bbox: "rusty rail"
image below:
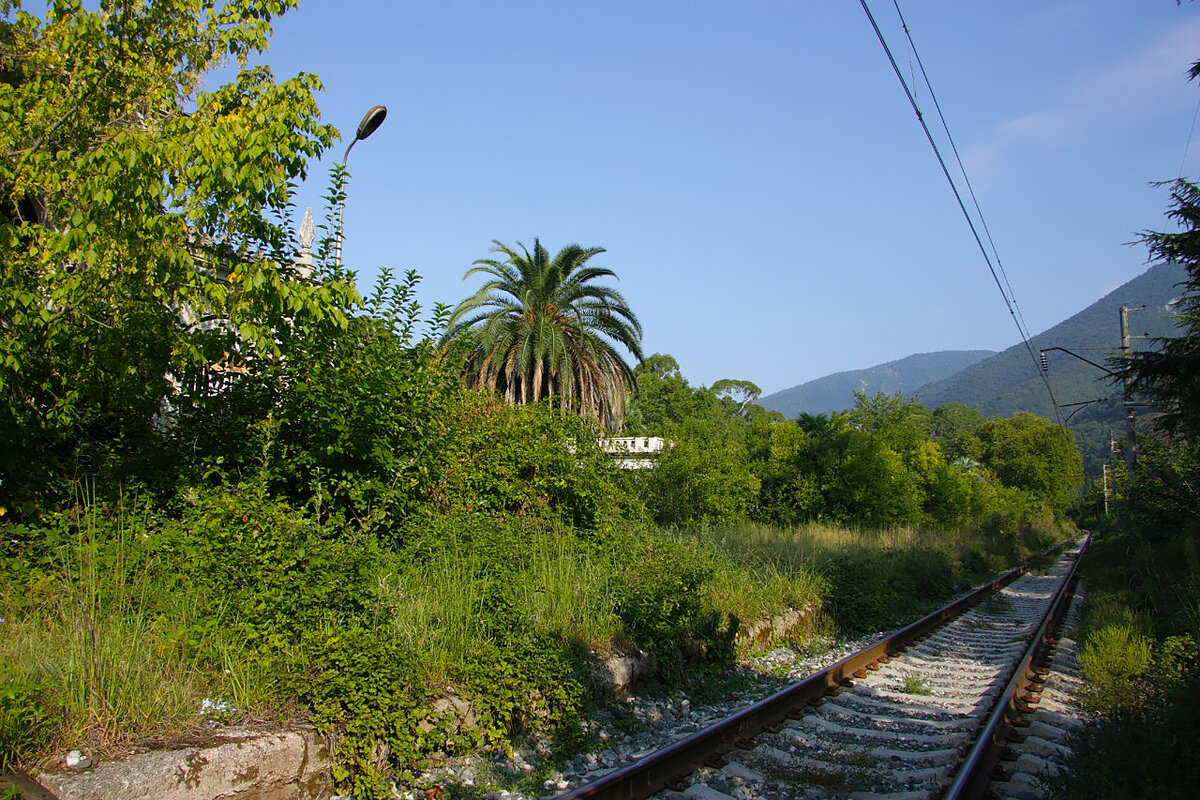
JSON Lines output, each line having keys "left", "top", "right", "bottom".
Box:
{"left": 555, "top": 541, "right": 1074, "bottom": 800}
{"left": 942, "top": 534, "right": 1090, "bottom": 800}
{"left": 0, "top": 768, "right": 62, "bottom": 800}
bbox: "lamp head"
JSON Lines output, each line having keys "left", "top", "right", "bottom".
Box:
{"left": 356, "top": 105, "right": 387, "bottom": 141}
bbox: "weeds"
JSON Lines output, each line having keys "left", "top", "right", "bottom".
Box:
{"left": 1054, "top": 529, "right": 1200, "bottom": 800}
{"left": 899, "top": 675, "right": 932, "bottom": 695}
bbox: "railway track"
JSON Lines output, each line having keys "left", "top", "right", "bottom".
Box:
{"left": 555, "top": 537, "right": 1089, "bottom": 800}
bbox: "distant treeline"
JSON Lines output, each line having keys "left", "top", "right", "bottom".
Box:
{"left": 623, "top": 354, "right": 1083, "bottom": 531}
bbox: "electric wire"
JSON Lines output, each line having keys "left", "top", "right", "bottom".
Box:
{"left": 890, "top": 0, "right": 1038, "bottom": 354}
{"left": 857, "top": 0, "right": 1066, "bottom": 426}
{"left": 1178, "top": 90, "right": 1200, "bottom": 179}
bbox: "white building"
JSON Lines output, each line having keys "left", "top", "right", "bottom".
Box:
{"left": 599, "top": 436, "right": 665, "bottom": 470}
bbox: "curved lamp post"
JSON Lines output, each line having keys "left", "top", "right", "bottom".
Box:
{"left": 333, "top": 104, "right": 387, "bottom": 267}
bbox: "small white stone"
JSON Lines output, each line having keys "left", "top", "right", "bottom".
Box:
{"left": 64, "top": 750, "right": 92, "bottom": 769}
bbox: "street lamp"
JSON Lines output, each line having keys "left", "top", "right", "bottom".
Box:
{"left": 333, "top": 104, "right": 387, "bottom": 267}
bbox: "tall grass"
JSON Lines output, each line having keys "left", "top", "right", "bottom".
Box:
{"left": 0, "top": 506, "right": 272, "bottom": 755}
{"left": 381, "top": 529, "right": 623, "bottom": 680}
{"left": 674, "top": 519, "right": 1062, "bottom": 636}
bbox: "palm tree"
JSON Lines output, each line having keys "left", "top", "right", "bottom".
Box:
{"left": 444, "top": 239, "right": 643, "bottom": 428}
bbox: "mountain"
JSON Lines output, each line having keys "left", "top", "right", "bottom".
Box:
{"left": 760, "top": 350, "right": 997, "bottom": 418}
{"left": 914, "top": 261, "right": 1187, "bottom": 471}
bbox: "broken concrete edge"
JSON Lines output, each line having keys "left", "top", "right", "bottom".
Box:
{"left": 593, "top": 648, "right": 656, "bottom": 695}
{"left": 734, "top": 605, "right": 816, "bottom": 653}
{"left": 591, "top": 605, "right": 815, "bottom": 695}
{"left": 35, "top": 728, "right": 332, "bottom": 800}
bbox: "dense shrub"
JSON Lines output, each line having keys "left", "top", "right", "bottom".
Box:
{"left": 611, "top": 532, "right": 735, "bottom": 677}
{"left": 1056, "top": 516, "right": 1200, "bottom": 799}
{"left": 821, "top": 546, "right": 964, "bottom": 633}
{"left": 647, "top": 415, "right": 760, "bottom": 525}
{"left": 170, "top": 270, "right": 459, "bottom": 531}
{"left": 154, "top": 487, "right": 380, "bottom": 650}
{"left": 427, "top": 395, "right": 640, "bottom": 533}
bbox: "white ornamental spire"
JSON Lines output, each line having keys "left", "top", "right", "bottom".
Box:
{"left": 295, "top": 206, "right": 315, "bottom": 279}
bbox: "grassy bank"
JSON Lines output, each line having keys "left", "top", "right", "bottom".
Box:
{"left": 685, "top": 519, "right": 1061, "bottom": 638}
{"left": 1053, "top": 529, "right": 1200, "bottom": 799}
{"left": 1, "top": 494, "right": 1070, "bottom": 795}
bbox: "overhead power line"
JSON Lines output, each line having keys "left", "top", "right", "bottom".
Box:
{"left": 889, "top": 0, "right": 1037, "bottom": 353}
{"left": 857, "top": 0, "right": 1065, "bottom": 426}
{"left": 1179, "top": 90, "right": 1200, "bottom": 179}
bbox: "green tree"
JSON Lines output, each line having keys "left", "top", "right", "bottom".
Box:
{"left": 930, "top": 402, "right": 987, "bottom": 461}
{"left": 847, "top": 391, "right": 931, "bottom": 458}
{"left": 978, "top": 413, "right": 1083, "bottom": 511}
{"left": 638, "top": 353, "right": 682, "bottom": 378}
{"left": 445, "top": 239, "right": 643, "bottom": 429}
{"left": 749, "top": 419, "right": 822, "bottom": 524}
{"left": 1119, "top": 178, "right": 1200, "bottom": 438}
{"left": 623, "top": 354, "right": 718, "bottom": 434}
{"left": 174, "top": 269, "right": 457, "bottom": 529}
{"left": 711, "top": 378, "right": 762, "bottom": 416}
{"left": 647, "top": 412, "right": 760, "bottom": 525}
{"left": 1118, "top": 432, "right": 1200, "bottom": 540}
{"left": 0, "top": 0, "right": 355, "bottom": 500}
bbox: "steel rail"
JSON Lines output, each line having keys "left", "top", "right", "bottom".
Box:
{"left": 0, "top": 768, "right": 62, "bottom": 800}
{"left": 554, "top": 541, "right": 1071, "bottom": 800}
{"left": 942, "top": 534, "right": 1090, "bottom": 800}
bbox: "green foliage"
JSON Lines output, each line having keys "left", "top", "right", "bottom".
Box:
{"left": 1056, "top": 475, "right": 1200, "bottom": 800}
{"left": 847, "top": 391, "right": 931, "bottom": 456}
{"left": 622, "top": 355, "right": 722, "bottom": 435}
{"left": 1118, "top": 431, "right": 1200, "bottom": 539}
{"left": 426, "top": 396, "right": 641, "bottom": 533}
{"left": 1057, "top": 670, "right": 1200, "bottom": 800}
{"left": 0, "top": 0, "right": 356, "bottom": 503}
{"left": 1077, "top": 623, "right": 1152, "bottom": 712}
{"left": 930, "top": 402, "right": 986, "bottom": 461}
{"left": 977, "top": 412, "right": 1083, "bottom": 512}
{"left": 899, "top": 675, "right": 932, "bottom": 695}
{"left": 630, "top": 365, "right": 1081, "bottom": 533}
{"left": 0, "top": 678, "right": 51, "bottom": 770}
{"left": 824, "top": 430, "right": 923, "bottom": 526}
{"left": 174, "top": 268, "right": 457, "bottom": 529}
{"left": 1120, "top": 179, "right": 1200, "bottom": 439}
{"left": 153, "top": 486, "right": 379, "bottom": 651}
{"left": 611, "top": 534, "right": 734, "bottom": 678}
{"left": 453, "top": 633, "right": 586, "bottom": 750}
{"left": 444, "top": 239, "right": 643, "bottom": 429}
{"left": 647, "top": 413, "right": 760, "bottom": 525}
{"left": 0, "top": 499, "right": 286, "bottom": 752}
{"left": 307, "top": 629, "right": 428, "bottom": 798}
{"left": 821, "top": 544, "right": 963, "bottom": 632}
{"left": 710, "top": 378, "right": 762, "bottom": 416}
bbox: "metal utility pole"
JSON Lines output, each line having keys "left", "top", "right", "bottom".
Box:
{"left": 1119, "top": 305, "right": 1145, "bottom": 477}
{"left": 1102, "top": 464, "right": 1110, "bottom": 516}
{"left": 333, "top": 105, "right": 388, "bottom": 268}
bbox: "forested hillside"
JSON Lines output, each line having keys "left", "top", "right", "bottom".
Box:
{"left": 914, "top": 262, "right": 1186, "bottom": 471}
{"left": 760, "top": 350, "right": 995, "bottom": 417}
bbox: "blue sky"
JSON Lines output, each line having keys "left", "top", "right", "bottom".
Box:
{"left": 244, "top": 0, "right": 1199, "bottom": 394}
